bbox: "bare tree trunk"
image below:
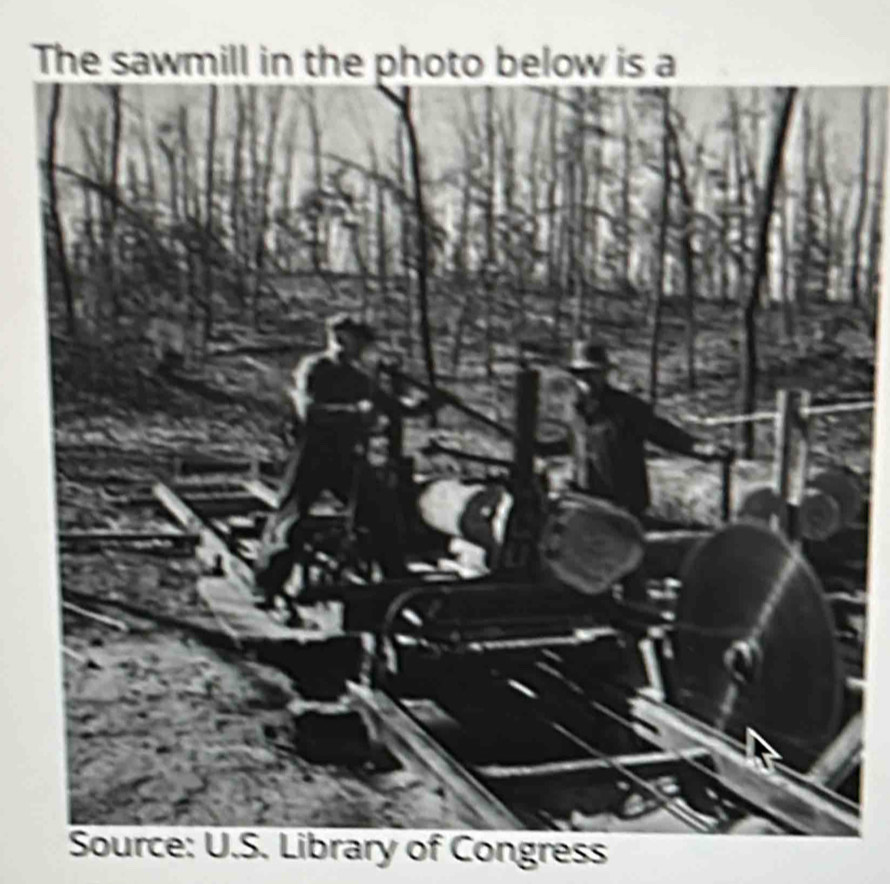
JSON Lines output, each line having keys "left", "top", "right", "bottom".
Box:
{"left": 648, "top": 89, "right": 671, "bottom": 404}
{"left": 587, "top": 89, "right": 603, "bottom": 328}
{"left": 449, "top": 124, "right": 474, "bottom": 376}
{"left": 230, "top": 86, "right": 246, "bottom": 305}
{"left": 359, "top": 175, "right": 373, "bottom": 319}
{"left": 729, "top": 90, "right": 748, "bottom": 302}
{"left": 370, "top": 143, "right": 389, "bottom": 332}
{"left": 523, "top": 91, "right": 545, "bottom": 329}
{"left": 778, "top": 171, "right": 795, "bottom": 340}
{"left": 278, "top": 97, "right": 299, "bottom": 272}
{"left": 570, "top": 88, "right": 587, "bottom": 334}
{"left": 379, "top": 85, "right": 438, "bottom": 392}
{"left": 79, "top": 181, "right": 96, "bottom": 272}
{"left": 245, "top": 86, "right": 260, "bottom": 316}
{"left": 865, "top": 99, "right": 886, "bottom": 328}
{"left": 718, "top": 134, "right": 730, "bottom": 303}
{"left": 850, "top": 87, "right": 871, "bottom": 308}
{"left": 252, "top": 87, "right": 283, "bottom": 325}
{"left": 105, "top": 86, "right": 122, "bottom": 327}
{"left": 552, "top": 156, "right": 571, "bottom": 346}
{"left": 795, "top": 96, "right": 814, "bottom": 313}
{"left": 178, "top": 104, "right": 198, "bottom": 360}
{"left": 835, "top": 180, "right": 854, "bottom": 304}
{"left": 202, "top": 84, "right": 218, "bottom": 348}
{"left": 739, "top": 88, "right": 797, "bottom": 458}
{"left": 138, "top": 97, "right": 156, "bottom": 207}
{"left": 305, "top": 87, "right": 326, "bottom": 273}
{"left": 46, "top": 84, "right": 76, "bottom": 337}
{"left": 816, "top": 114, "right": 835, "bottom": 301}
{"left": 178, "top": 105, "right": 195, "bottom": 222}
{"left": 546, "top": 88, "right": 560, "bottom": 307}
{"left": 484, "top": 86, "right": 497, "bottom": 380}
{"left": 394, "top": 115, "right": 414, "bottom": 358}
{"left": 157, "top": 138, "right": 178, "bottom": 220}
{"left": 666, "top": 108, "right": 698, "bottom": 391}
{"left": 620, "top": 94, "right": 633, "bottom": 292}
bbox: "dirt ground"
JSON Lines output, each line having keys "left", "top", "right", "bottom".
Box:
{"left": 61, "top": 550, "right": 470, "bottom": 827}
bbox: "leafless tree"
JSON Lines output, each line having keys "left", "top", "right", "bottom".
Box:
{"left": 850, "top": 87, "right": 871, "bottom": 308}
{"left": 45, "top": 84, "right": 76, "bottom": 337}
{"left": 648, "top": 89, "right": 672, "bottom": 403}
{"left": 739, "top": 88, "right": 797, "bottom": 458}
{"left": 378, "top": 85, "right": 438, "bottom": 391}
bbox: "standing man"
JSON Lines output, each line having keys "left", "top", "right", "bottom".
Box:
{"left": 539, "top": 340, "right": 728, "bottom": 519}
{"left": 254, "top": 314, "right": 430, "bottom": 608}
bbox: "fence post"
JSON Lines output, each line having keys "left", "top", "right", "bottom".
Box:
{"left": 771, "top": 388, "right": 811, "bottom": 539}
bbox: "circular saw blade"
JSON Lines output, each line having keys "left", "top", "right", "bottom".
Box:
{"left": 671, "top": 522, "right": 842, "bottom": 771}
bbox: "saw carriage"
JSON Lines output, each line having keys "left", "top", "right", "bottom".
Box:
{"left": 152, "top": 361, "right": 866, "bottom": 835}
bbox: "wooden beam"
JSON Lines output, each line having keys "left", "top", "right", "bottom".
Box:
{"left": 686, "top": 399, "right": 873, "bottom": 428}
{"left": 772, "top": 388, "right": 810, "bottom": 538}
{"left": 127, "top": 490, "right": 271, "bottom": 517}
{"left": 241, "top": 478, "right": 280, "bottom": 509}
{"left": 151, "top": 483, "right": 311, "bottom": 644}
{"left": 476, "top": 748, "right": 711, "bottom": 783}
{"left": 808, "top": 713, "right": 863, "bottom": 790}
{"left": 630, "top": 693, "right": 860, "bottom": 836}
{"left": 153, "top": 482, "right": 255, "bottom": 584}
{"left": 58, "top": 530, "right": 199, "bottom": 553}
{"left": 62, "top": 601, "right": 128, "bottom": 632}
{"left": 348, "top": 683, "right": 524, "bottom": 830}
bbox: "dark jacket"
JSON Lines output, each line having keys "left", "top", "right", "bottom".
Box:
{"left": 539, "top": 386, "right": 697, "bottom": 516}
{"left": 291, "top": 351, "right": 375, "bottom": 444}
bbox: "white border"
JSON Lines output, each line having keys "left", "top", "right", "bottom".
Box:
{"left": 2, "top": 1, "right": 890, "bottom": 881}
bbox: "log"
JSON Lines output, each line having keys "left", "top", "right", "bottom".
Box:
{"left": 798, "top": 489, "right": 842, "bottom": 541}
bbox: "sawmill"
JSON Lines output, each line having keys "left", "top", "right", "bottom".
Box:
{"left": 133, "top": 360, "right": 867, "bottom": 836}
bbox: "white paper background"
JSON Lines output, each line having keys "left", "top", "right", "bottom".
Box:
{"left": 2, "top": 0, "right": 889, "bottom": 880}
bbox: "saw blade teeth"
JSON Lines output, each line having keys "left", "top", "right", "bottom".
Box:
{"left": 672, "top": 522, "right": 843, "bottom": 771}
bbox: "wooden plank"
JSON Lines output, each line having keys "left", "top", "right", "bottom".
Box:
{"left": 126, "top": 490, "right": 270, "bottom": 516}
{"left": 62, "top": 601, "right": 128, "bottom": 632}
{"left": 242, "top": 478, "right": 280, "bottom": 509}
{"left": 806, "top": 401, "right": 873, "bottom": 418}
{"left": 348, "top": 683, "right": 524, "bottom": 830}
{"left": 808, "top": 713, "right": 863, "bottom": 789}
{"left": 772, "top": 388, "right": 810, "bottom": 538}
{"left": 476, "top": 748, "right": 712, "bottom": 783}
{"left": 58, "top": 530, "right": 199, "bottom": 553}
{"left": 687, "top": 399, "right": 873, "bottom": 428}
{"left": 152, "top": 483, "right": 313, "bottom": 644}
{"left": 461, "top": 628, "right": 619, "bottom": 653}
{"left": 196, "top": 576, "right": 299, "bottom": 645}
{"left": 630, "top": 693, "right": 860, "bottom": 836}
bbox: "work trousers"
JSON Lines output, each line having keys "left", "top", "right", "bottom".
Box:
{"left": 253, "top": 439, "right": 406, "bottom": 602}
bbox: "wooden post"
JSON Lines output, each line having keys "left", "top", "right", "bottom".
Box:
{"left": 720, "top": 453, "right": 734, "bottom": 523}
{"left": 511, "top": 365, "right": 539, "bottom": 486}
{"left": 771, "top": 388, "right": 811, "bottom": 539}
{"left": 498, "top": 366, "right": 542, "bottom": 574}
{"left": 386, "top": 362, "right": 405, "bottom": 465}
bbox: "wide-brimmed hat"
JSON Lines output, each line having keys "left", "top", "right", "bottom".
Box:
{"left": 567, "top": 339, "right": 610, "bottom": 373}
{"left": 326, "top": 313, "right": 376, "bottom": 344}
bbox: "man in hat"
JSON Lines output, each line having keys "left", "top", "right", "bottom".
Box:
{"left": 254, "top": 314, "right": 434, "bottom": 608}
{"left": 538, "top": 339, "right": 728, "bottom": 519}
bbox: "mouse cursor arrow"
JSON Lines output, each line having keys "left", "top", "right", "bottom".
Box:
{"left": 746, "top": 727, "right": 782, "bottom": 774}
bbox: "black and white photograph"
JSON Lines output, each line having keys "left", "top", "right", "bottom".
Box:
{"left": 36, "top": 82, "right": 881, "bottom": 837}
